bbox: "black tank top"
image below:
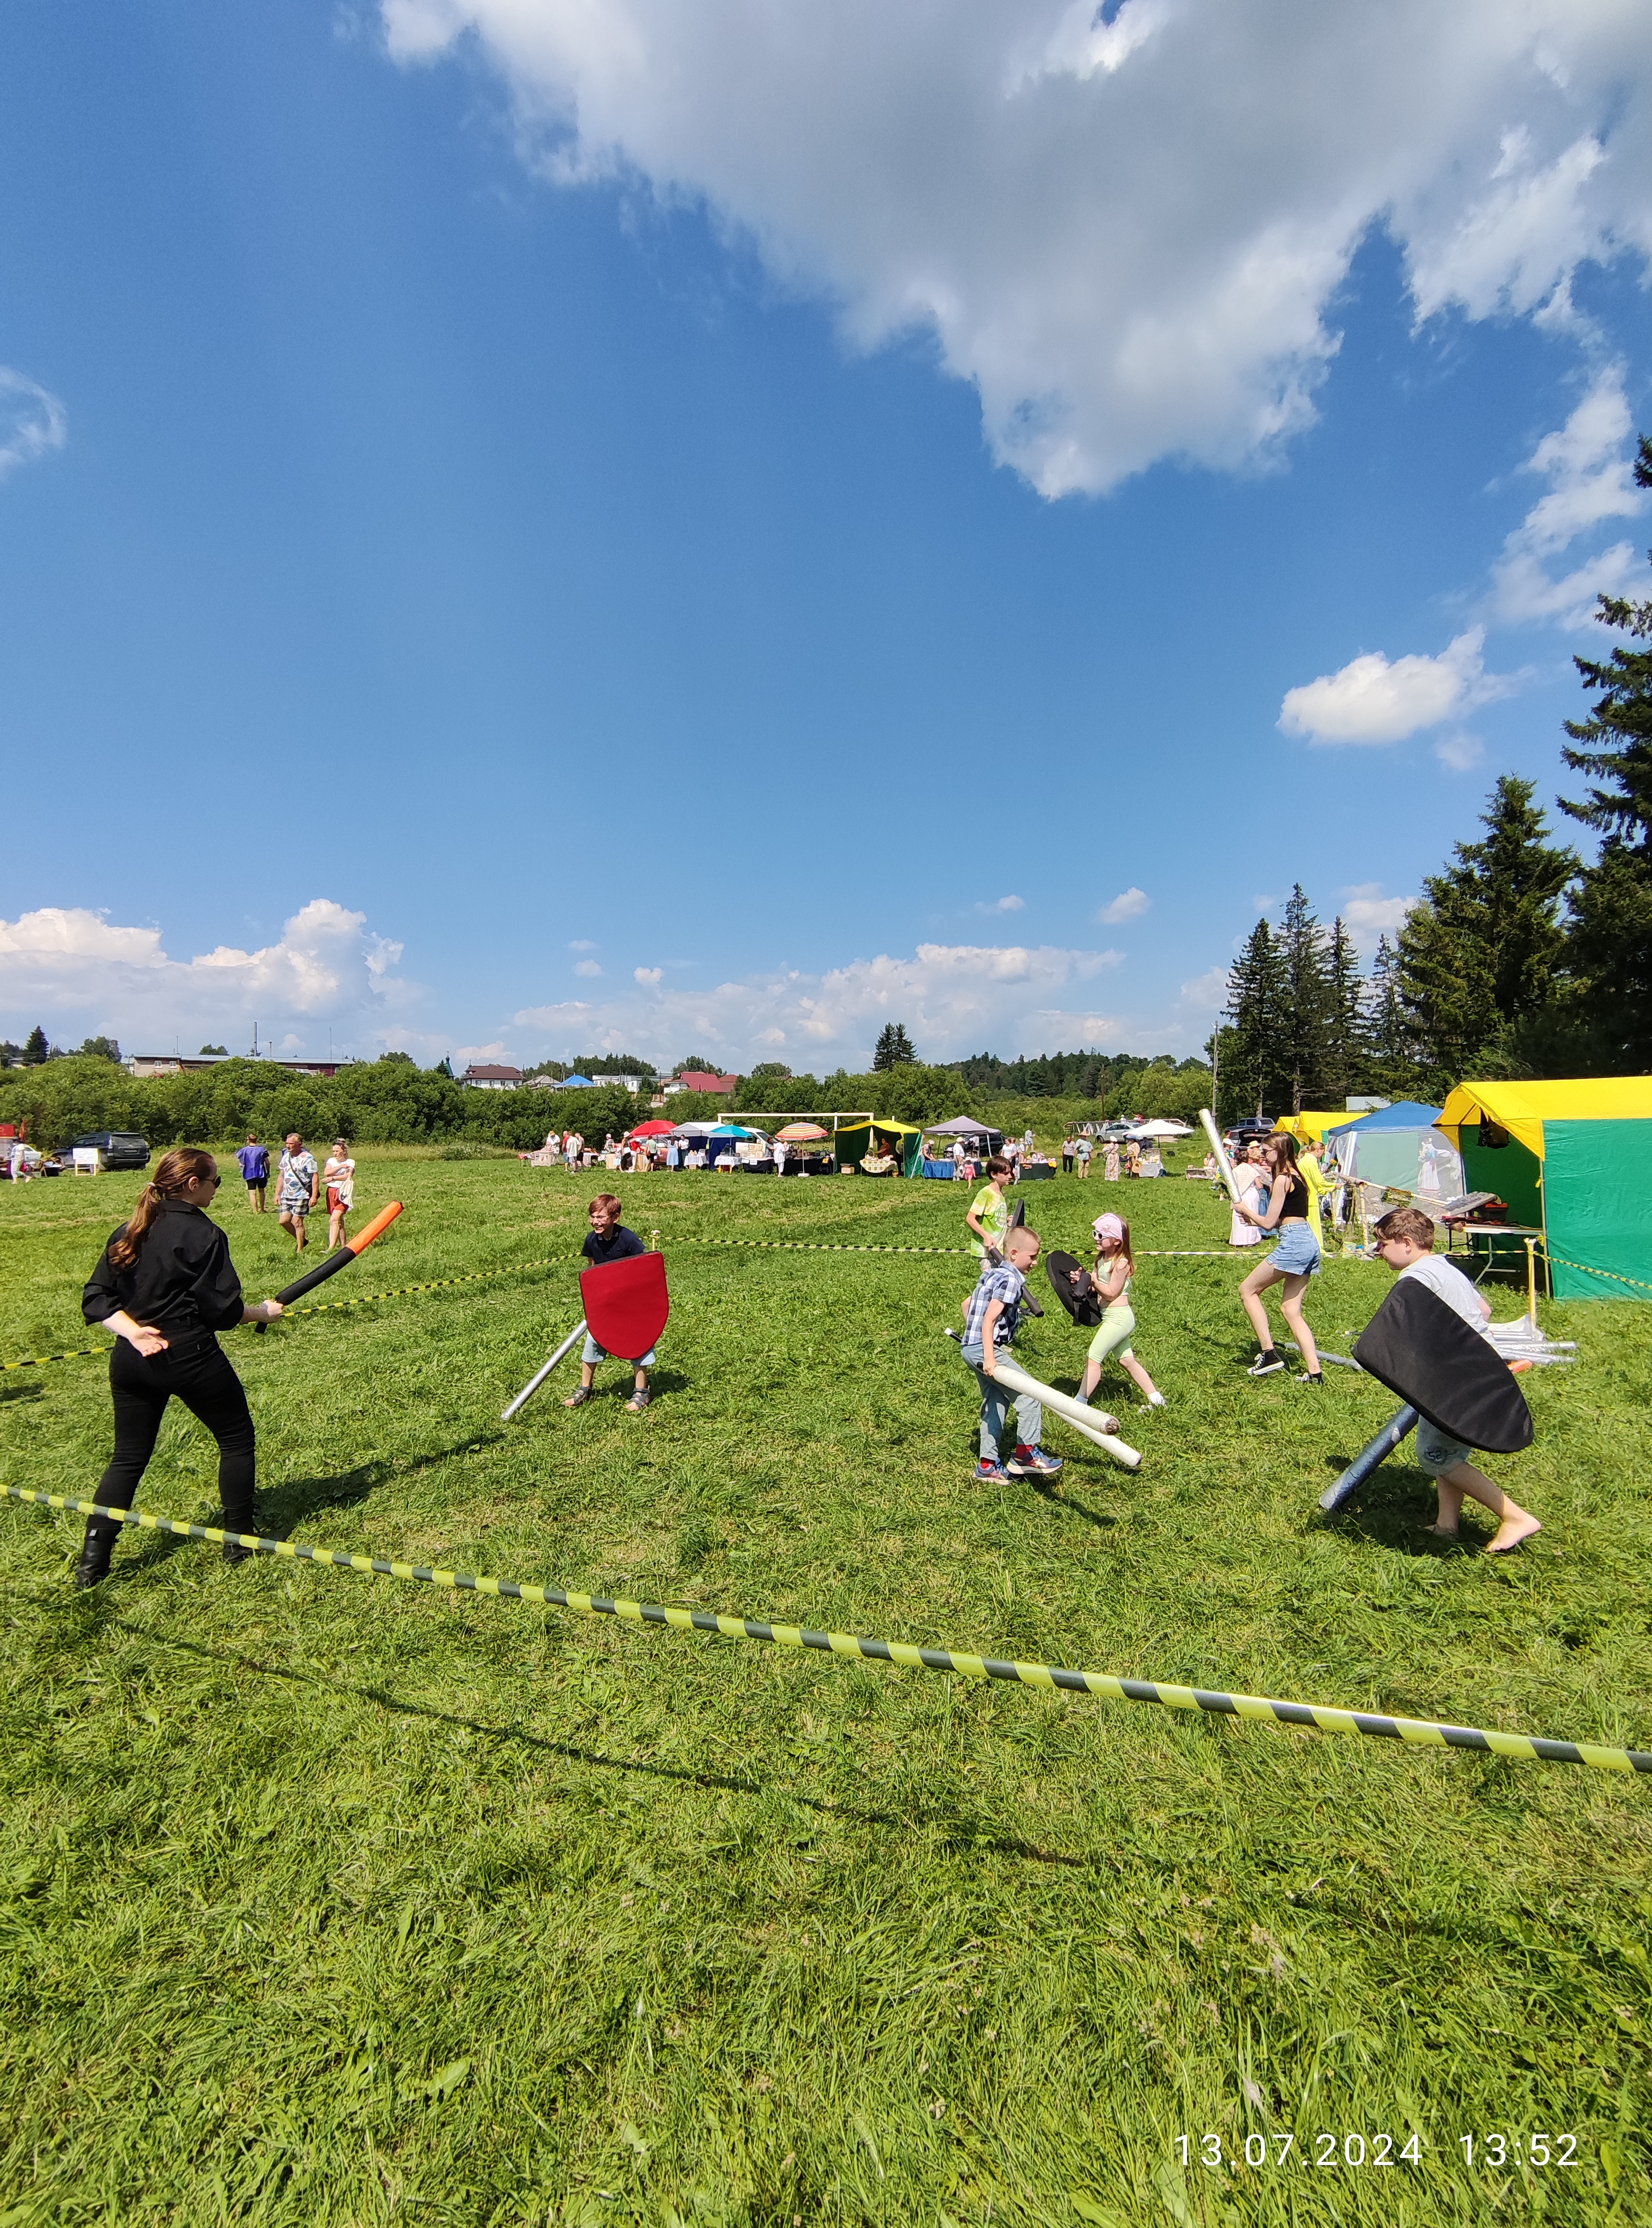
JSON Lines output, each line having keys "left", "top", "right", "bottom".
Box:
{"left": 1279, "top": 1171, "right": 1309, "bottom": 1219}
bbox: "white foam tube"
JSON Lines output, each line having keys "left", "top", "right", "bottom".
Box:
{"left": 1320, "top": 1405, "right": 1417, "bottom": 1513}
{"left": 1199, "top": 1106, "right": 1243, "bottom": 1207}
{"left": 988, "top": 1354, "right": 1143, "bottom": 1471}
{"left": 502, "top": 1318, "right": 587, "bottom": 1422}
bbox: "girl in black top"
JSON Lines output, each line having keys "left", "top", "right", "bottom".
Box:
{"left": 75, "top": 1147, "right": 284, "bottom": 1588}
{"left": 1231, "top": 1131, "right": 1324, "bottom": 1382}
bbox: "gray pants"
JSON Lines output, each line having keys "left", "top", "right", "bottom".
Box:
{"left": 960, "top": 1341, "right": 1042, "bottom": 1460}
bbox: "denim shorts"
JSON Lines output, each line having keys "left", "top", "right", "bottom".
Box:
{"left": 1415, "top": 1417, "right": 1474, "bottom": 1476}
{"left": 1269, "top": 1222, "right": 1321, "bottom": 1277}
{"left": 582, "top": 1334, "right": 657, "bottom": 1369}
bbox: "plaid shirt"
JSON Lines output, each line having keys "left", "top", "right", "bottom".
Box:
{"left": 963, "top": 1261, "right": 1027, "bottom": 1350}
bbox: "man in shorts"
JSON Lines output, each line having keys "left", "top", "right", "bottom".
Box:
{"left": 237, "top": 1133, "right": 270, "bottom": 1212}
{"left": 277, "top": 1132, "right": 319, "bottom": 1255}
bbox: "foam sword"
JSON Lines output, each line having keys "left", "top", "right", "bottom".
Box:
{"left": 255, "top": 1201, "right": 406, "bottom": 1329}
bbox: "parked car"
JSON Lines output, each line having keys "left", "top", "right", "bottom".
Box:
{"left": 62, "top": 1131, "right": 151, "bottom": 1171}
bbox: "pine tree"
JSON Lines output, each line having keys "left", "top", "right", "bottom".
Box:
{"left": 1223, "top": 920, "right": 1291, "bottom": 1119}
{"left": 872, "top": 1022, "right": 917, "bottom": 1071}
{"left": 1397, "top": 776, "right": 1575, "bottom": 1077}
{"left": 1278, "top": 885, "right": 1333, "bottom": 1112}
{"left": 22, "top": 1026, "right": 48, "bottom": 1065}
{"left": 1321, "top": 916, "right": 1367, "bottom": 1105}
{"left": 1557, "top": 433, "right": 1652, "bottom": 1064}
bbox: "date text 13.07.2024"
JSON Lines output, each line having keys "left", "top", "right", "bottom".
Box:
{"left": 1174, "top": 2133, "right": 1577, "bottom": 2170}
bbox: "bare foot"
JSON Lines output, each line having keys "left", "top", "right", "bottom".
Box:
{"left": 1485, "top": 1511, "right": 1542, "bottom": 1553}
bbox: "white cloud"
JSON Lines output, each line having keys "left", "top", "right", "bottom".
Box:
{"left": 1279, "top": 627, "right": 1514, "bottom": 745}
{"left": 1489, "top": 363, "right": 1648, "bottom": 627}
{"left": 1338, "top": 883, "right": 1415, "bottom": 954}
{"left": 514, "top": 940, "right": 1128, "bottom": 1068}
{"left": 0, "top": 368, "right": 66, "bottom": 480}
{"left": 573, "top": 958, "right": 603, "bottom": 977}
{"left": 1435, "top": 731, "right": 1486, "bottom": 772}
{"left": 383, "top": 1, "right": 1652, "bottom": 496}
{"left": 634, "top": 965, "right": 662, "bottom": 985}
{"left": 1177, "top": 966, "right": 1228, "bottom": 1012}
{"left": 453, "top": 1040, "right": 507, "bottom": 1063}
{"left": 1098, "top": 886, "right": 1151, "bottom": 923}
{"left": 0, "top": 899, "right": 414, "bottom": 1054}
{"left": 974, "top": 894, "right": 1025, "bottom": 914}
{"left": 568, "top": 938, "right": 597, "bottom": 951}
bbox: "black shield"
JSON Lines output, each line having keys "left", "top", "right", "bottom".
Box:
{"left": 1045, "top": 1250, "right": 1106, "bottom": 1328}
{"left": 1353, "top": 1281, "right": 1533, "bottom": 1453}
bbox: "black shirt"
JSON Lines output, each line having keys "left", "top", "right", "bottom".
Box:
{"left": 1278, "top": 1172, "right": 1310, "bottom": 1220}
{"left": 581, "top": 1224, "right": 645, "bottom": 1268}
{"left": 83, "top": 1201, "right": 245, "bottom": 1346}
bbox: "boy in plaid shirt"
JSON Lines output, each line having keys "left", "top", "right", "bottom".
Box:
{"left": 960, "top": 1223, "right": 1063, "bottom": 1484}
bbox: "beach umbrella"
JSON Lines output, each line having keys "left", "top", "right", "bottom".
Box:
{"left": 630, "top": 1119, "right": 675, "bottom": 1138}
{"left": 774, "top": 1121, "right": 829, "bottom": 1142}
{"left": 709, "top": 1122, "right": 762, "bottom": 1139}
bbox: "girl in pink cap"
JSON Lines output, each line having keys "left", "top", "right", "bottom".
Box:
{"left": 1074, "top": 1212, "right": 1166, "bottom": 1410}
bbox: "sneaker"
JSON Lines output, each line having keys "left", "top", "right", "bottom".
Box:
{"left": 1145, "top": 1391, "right": 1167, "bottom": 1408}
{"left": 222, "top": 1540, "right": 255, "bottom": 1567}
{"left": 1293, "top": 1371, "right": 1324, "bottom": 1386}
{"left": 1007, "top": 1445, "right": 1064, "bottom": 1478}
{"left": 973, "top": 1458, "right": 1010, "bottom": 1484}
{"left": 1246, "top": 1351, "right": 1285, "bottom": 1376}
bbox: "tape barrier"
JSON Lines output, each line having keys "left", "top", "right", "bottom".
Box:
{"left": 7, "top": 1483, "right": 1646, "bottom": 1775}
{"left": 1535, "top": 1244, "right": 1652, "bottom": 1298}
{"left": 1, "top": 1345, "right": 105, "bottom": 1374}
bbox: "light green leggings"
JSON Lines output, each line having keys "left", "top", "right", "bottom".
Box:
{"left": 1087, "top": 1302, "right": 1135, "bottom": 1366}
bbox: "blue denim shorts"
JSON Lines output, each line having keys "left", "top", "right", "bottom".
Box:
{"left": 582, "top": 1334, "right": 657, "bottom": 1369}
{"left": 1415, "top": 1417, "right": 1474, "bottom": 1476}
{"left": 1269, "top": 1222, "right": 1321, "bottom": 1277}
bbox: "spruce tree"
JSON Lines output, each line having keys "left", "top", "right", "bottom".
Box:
{"left": 22, "top": 1026, "right": 48, "bottom": 1065}
{"left": 1397, "top": 776, "right": 1575, "bottom": 1078}
{"left": 1279, "top": 884, "right": 1333, "bottom": 1112}
{"left": 872, "top": 1022, "right": 917, "bottom": 1071}
{"left": 1223, "top": 920, "right": 1291, "bottom": 1118}
{"left": 1558, "top": 432, "right": 1652, "bottom": 1064}
{"left": 1321, "top": 916, "right": 1367, "bottom": 1106}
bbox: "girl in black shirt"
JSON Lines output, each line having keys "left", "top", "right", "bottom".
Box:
{"left": 1231, "top": 1131, "right": 1324, "bottom": 1382}
{"left": 76, "top": 1147, "right": 284, "bottom": 1588}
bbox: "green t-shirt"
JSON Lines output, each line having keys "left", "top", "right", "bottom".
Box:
{"left": 969, "top": 1182, "right": 1010, "bottom": 1255}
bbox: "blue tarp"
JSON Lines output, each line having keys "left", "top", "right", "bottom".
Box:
{"left": 1325, "top": 1099, "right": 1442, "bottom": 1134}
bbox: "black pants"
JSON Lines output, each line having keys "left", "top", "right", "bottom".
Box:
{"left": 86, "top": 1337, "right": 257, "bottom": 1546}
{"left": 1062, "top": 1153, "right": 1074, "bottom": 1173}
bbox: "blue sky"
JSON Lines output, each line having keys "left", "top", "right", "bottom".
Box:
{"left": 2, "top": 1, "right": 1651, "bottom": 1072}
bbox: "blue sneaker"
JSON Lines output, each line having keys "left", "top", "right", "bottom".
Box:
{"left": 973, "top": 1458, "right": 1010, "bottom": 1484}
{"left": 1007, "top": 1445, "right": 1063, "bottom": 1479}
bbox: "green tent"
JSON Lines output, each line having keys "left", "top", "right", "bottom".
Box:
{"left": 1439, "top": 1079, "right": 1652, "bottom": 1301}
{"left": 834, "top": 1118, "right": 926, "bottom": 1176}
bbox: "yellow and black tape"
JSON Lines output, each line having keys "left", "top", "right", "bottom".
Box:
{"left": 1, "top": 1345, "right": 106, "bottom": 1374}
{"left": 7, "top": 1484, "right": 1646, "bottom": 1776}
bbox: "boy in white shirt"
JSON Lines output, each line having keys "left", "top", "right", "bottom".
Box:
{"left": 1372, "top": 1209, "right": 1541, "bottom": 1553}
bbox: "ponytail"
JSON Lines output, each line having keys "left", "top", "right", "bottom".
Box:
{"left": 109, "top": 1147, "right": 217, "bottom": 1268}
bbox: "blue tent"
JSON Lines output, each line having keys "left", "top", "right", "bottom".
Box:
{"left": 1325, "top": 1101, "right": 1460, "bottom": 1196}
{"left": 562, "top": 1073, "right": 595, "bottom": 1088}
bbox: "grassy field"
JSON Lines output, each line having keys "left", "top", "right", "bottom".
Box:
{"left": 1, "top": 1156, "right": 1648, "bottom": 2227}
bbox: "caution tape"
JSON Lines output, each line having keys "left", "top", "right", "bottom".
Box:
{"left": 1534, "top": 1244, "right": 1652, "bottom": 1297}
{"left": 670, "top": 1235, "right": 974, "bottom": 1257}
{"left": 1, "top": 1345, "right": 105, "bottom": 1374}
{"left": 7, "top": 1484, "right": 1646, "bottom": 1775}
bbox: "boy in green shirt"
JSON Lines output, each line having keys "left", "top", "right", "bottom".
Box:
{"left": 965, "top": 1155, "right": 1014, "bottom": 1262}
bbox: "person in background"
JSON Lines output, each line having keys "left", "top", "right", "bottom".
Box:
{"left": 1022, "top": 1126, "right": 1036, "bottom": 1156}
{"left": 965, "top": 1154, "right": 1015, "bottom": 1262}
{"left": 74, "top": 1148, "right": 284, "bottom": 1588}
{"left": 1229, "top": 1138, "right": 1268, "bottom": 1247}
{"left": 1061, "top": 1134, "right": 1077, "bottom": 1175}
{"left": 951, "top": 1138, "right": 966, "bottom": 1176}
{"left": 276, "top": 1133, "right": 319, "bottom": 1254}
{"left": 1075, "top": 1134, "right": 1092, "bottom": 1180}
{"left": 1124, "top": 1139, "right": 1142, "bottom": 1178}
{"left": 564, "top": 1193, "right": 656, "bottom": 1413}
{"left": 322, "top": 1136, "right": 355, "bottom": 1251}
{"left": 774, "top": 1136, "right": 788, "bottom": 1179}
{"left": 236, "top": 1133, "right": 269, "bottom": 1212}
{"left": 10, "top": 1135, "right": 32, "bottom": 1184}
{"left": 1103, "top": 1137, "right": 1121, "bottom": 1182}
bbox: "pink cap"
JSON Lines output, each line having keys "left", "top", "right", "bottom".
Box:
{"left": 1093, "top": 1212, "right": 1124, "bottom": 1241}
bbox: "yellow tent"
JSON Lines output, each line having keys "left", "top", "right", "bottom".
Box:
{"left": 1438, "top": 1077, "right": 1652, "bottom": 1300}
{"left": 1273, "top": 1110, "right": 1366, "bottom": 1146}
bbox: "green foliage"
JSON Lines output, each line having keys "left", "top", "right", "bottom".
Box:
{"left": 1, "top": 1162, "right": 1646, "bottom": 2220}
{"left": 1397, "top": 775, "right": 1576, "bottom": 1081}
{"left": 675, "top": 1055, "right": 722, "bottom": 1075}
{"left": 947, "top": 1048, "right": 1136, "bottom": 1101}
{"left": 198, "top": 1044, "right": 229, "bottom": 1057}
{"left": 74, "top": 1036, "right": 121, "bottom": 1063}
{"left": 872, "top": 1022, "right": 917, "bottom": 1072}
{"left": 1221, "top": 917, "right": 1291, "bottom": 1119}
{"left": 22, "top": 1025, "right": 49, "bottom": 1065}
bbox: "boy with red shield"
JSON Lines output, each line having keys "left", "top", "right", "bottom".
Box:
{"left": 564, "top": 1193, "right": 661, "bottom": 1413}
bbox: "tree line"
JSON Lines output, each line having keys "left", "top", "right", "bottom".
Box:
{"left": 1220, "top": 440, "right": 1652, "bottom": 1116}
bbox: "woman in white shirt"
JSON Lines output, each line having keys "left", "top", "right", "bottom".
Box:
{"left": 323, "top": 1139, "right": 356, "bottom": 1252}
{"left": 1229, "top": 1140, "right": 1268, "bottom": 1247}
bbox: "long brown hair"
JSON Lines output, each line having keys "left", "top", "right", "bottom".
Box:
{"left": 109, "top": 1147, "right": 217, "bottom": 1268}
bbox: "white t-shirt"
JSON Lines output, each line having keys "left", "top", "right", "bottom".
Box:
{"left": 1398, "top": 1254, "right": 1494, "bottom": 1343}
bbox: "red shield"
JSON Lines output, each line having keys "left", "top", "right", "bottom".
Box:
{"left": 581, "top": 1251, "right": 670, "bottom": 1360}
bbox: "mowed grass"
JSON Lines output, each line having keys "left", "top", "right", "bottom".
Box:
{"left": 1, "top": 1155, "right": 1648, "bottom": 2228}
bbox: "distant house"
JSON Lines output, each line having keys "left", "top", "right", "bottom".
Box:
{"left": 127, "top": 1053, "right": 346, "bottom": 1080}
{"left": 667, "top": 1071, "right": 738, "bottom": 1096}
{"left": 461, "top": 1063, "right": 523, "bottom": 1090}
{"left": 590, "top": 1073, "right": 644, "bottom": 1091}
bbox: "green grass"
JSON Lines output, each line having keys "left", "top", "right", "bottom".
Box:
{"left": 1, "top": 1158, "right": 1648, "bottom": 2227}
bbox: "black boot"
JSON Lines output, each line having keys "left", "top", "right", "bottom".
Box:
{"left": 221, "top": 1512, "right": 257, "bottom": 1567}
{"left": 74, "top": 1521, "right": 117, "bottom": 1590}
